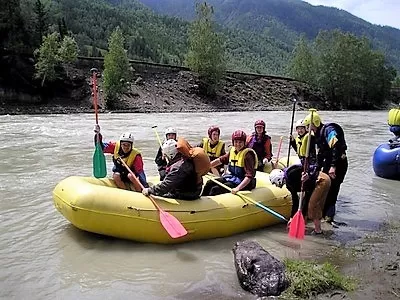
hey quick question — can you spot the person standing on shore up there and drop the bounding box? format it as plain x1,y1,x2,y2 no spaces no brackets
302,111,348,226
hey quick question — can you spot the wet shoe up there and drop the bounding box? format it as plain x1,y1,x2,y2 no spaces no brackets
310,230,323,236
331,220,347,227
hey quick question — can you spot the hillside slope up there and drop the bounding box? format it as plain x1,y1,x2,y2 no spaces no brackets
139,0,400,71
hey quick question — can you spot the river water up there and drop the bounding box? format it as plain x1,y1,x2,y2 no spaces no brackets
0,111,399,299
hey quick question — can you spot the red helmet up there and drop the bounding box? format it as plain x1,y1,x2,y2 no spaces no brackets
208,126,220,138
231,130,247,143
254,120,266,128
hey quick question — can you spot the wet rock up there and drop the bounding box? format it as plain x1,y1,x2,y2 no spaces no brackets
233,240,289,297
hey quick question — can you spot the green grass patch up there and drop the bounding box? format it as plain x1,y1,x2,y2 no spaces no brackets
281,259,356,299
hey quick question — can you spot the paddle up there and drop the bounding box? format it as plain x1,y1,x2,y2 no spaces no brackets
288,108,315,239
204,174,288,222
286,98,297,167
273,136,283,168
91,68,107,178
152,125,169,162
152,125,163,148
118,157,187,239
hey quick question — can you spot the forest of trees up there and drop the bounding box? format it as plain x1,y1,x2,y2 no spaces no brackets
288,32,396,109
1,0,399,108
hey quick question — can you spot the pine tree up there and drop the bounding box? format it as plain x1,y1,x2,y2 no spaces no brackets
288,35,315,84
34,32,60,86
103,27,130,109
185,2,226,95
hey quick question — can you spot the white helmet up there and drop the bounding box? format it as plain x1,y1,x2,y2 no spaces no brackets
295,119,306,129
162,139,178,160
165,127,177,137
270,169,285,188
120,132,134,144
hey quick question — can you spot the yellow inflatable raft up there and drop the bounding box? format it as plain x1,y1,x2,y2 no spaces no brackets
53,174,292,244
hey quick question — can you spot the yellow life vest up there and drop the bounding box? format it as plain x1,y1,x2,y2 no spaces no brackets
202,137,224,159
113,142,140,167
296,132,313,157
388,108,400,126
228,147,258,169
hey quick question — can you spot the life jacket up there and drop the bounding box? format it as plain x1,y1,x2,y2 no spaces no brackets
317,123,347,166
295,134,307,157
388,108,400,126
247,133,271,160
202,137,224,160
112,142,139,167
296,132,317,165
226,147,258,184
176,137,211,182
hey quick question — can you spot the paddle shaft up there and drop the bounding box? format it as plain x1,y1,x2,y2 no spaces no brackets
92,70,99,125
298,110,314,211
274,136,283,167
152,125,170,164
286,98,297,166
119,158,187,238
204,174,287,222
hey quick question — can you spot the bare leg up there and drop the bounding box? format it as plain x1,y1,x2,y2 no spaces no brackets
113,173,127,190
313,219,322,233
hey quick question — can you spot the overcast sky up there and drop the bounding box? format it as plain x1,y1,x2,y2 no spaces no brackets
302,0,400,29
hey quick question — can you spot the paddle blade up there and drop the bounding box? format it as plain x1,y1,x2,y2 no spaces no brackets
288,211,305,239
159,210,188,239
93,142,107,178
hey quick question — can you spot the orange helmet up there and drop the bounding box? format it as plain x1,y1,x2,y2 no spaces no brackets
208,126,220,138
231,130,247,144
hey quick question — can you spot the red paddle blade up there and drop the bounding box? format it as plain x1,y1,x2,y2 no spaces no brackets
159,210,188,239
288,211,305,239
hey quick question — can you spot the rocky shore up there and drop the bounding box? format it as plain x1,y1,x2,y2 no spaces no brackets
1,59,329,115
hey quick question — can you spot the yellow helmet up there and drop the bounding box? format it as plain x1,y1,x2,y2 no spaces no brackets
303,111,322,127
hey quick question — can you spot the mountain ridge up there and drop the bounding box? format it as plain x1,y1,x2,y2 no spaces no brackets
137,0,400,71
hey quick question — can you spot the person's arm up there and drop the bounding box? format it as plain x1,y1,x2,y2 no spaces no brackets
324,126,341,167
102,141,115,154
264,138,272,161
211,152,229,168
132,154,148,187
148,162,187,195
155,146,166,167
220,142,226,156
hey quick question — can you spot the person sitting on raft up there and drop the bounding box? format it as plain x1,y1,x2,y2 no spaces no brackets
202,130,258,196
94,125,148,191
246,120,273,171
388,108,400,143
143,139,203,200
198,126,226,175
155,127,177,180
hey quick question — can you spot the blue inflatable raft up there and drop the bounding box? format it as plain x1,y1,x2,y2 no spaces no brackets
372,141,400,180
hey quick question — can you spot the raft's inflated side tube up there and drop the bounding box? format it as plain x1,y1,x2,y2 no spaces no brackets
372,142,400,180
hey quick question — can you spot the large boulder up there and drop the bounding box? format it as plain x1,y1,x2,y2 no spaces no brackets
233,240,289,297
